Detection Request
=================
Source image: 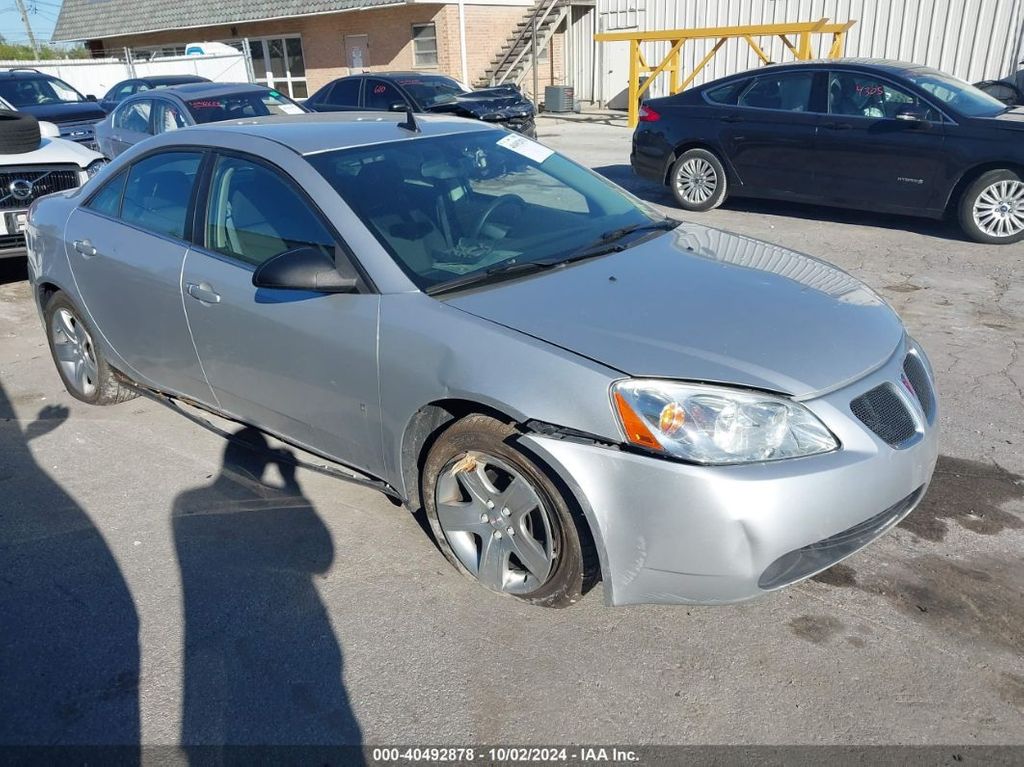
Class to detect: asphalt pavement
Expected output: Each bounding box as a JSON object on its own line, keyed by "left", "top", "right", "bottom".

{"left": 0, "top": 116, "right": 1021, "bottom": 748}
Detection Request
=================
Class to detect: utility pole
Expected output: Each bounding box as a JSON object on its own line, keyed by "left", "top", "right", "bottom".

{"left": 13, "top": 0, "right": 39, "bottom": 54}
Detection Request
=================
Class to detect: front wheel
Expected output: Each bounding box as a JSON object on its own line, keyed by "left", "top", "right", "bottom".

{"left": 959, "top": 169, "right": 1024, "bottom": 244}
{"left": 669, "top": 148, "right": 728, "bottom": 212}
{"left": 43, "top": 292, "right": 136, "bottom": 405}
{"left": 422, "top": 414, "right": 589, "bottom": 607}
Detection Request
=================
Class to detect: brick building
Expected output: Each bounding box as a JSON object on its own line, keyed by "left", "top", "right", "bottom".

{"left": 51, "top": 0, "right": 579, "bottom": 100}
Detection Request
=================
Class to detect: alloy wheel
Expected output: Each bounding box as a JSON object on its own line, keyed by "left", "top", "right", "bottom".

{"left": 434, "top": 451, "right": 557, "bottom": 595}
{"left": 973, "top": 179, "right": 1024, "bottom": 239}
{"left": 50, "top": 307, "right": 98, "bottom": 398}
{"left": 675, "top": 157, "right": 719, "bottom": 205}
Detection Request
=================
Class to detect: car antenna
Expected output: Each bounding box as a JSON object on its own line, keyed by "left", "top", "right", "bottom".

{"left": 398, "top": 106, "right": 420, "bottom": 134}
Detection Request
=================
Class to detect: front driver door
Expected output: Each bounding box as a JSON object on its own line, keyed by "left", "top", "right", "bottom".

{"left": 65, "top": 150, "right": 213, "bottom": 400}
{"left": 814, "top": 71, "right": 947, "bottom": 213}
{"left": 181, "top": 151, "right": 385, "bottom": 477}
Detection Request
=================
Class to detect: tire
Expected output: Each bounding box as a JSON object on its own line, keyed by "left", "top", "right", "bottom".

{"left": 669, "top": 148, "right": 728, "bottom": 212}
{"left": 422, "top": 414, "right": 591, "bottom": 608}
{"left": 43, "top": 291, "right": 136, "bottom": 405}
{"left": 958, "top": 169, "right": 1024, "bottom": 245}
{"left": 0, "top": 109, "right": 42, "bottom": 154}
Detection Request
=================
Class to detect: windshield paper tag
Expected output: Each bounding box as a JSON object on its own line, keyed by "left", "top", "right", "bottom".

{"left": 278, "top": 103, "right": 304, "bottom": 115}
{"left": 497, "top": 133, "right": 553, "bottom": 163}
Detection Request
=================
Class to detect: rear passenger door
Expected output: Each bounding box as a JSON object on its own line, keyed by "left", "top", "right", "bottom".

{"left": 718, "top": 70, "right": 825, "bottom": 197}
{"left": 181, "top": 151, "right": 385, "bottom": 476}
{"left": 65, "top": 150, "right": 213, "bottom": 401}
{"left": 109, "top": 99, "right": 154, "bottom": 157}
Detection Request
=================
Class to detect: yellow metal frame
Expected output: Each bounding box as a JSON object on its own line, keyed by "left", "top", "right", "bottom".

{"left": 594, "top": 18, "right": 857, "bottom": 126}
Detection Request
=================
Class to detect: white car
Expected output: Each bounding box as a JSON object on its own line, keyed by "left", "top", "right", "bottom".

{"left": 1, "top": 100, "right": 106, "bottom": 259}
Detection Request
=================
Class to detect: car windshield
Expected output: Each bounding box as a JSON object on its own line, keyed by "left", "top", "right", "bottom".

{"left": 0, "top": 76, "right": 86, "bottom": 107}
{"left": 186, "top": 90, "right": 304, "bottom": 123}
{"left": 903, "top": 69, "right": 1007, "bottom": 117}
{"left": 393, "top": 76, "right": 468, "bottom": 107}
{"left": 308, "top": 130, "right": 663, "bottom": 292}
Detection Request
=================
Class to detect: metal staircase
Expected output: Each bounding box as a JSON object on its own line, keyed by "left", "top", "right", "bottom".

{"left": 478, "top": 0, "right": 572, "bottom": 88}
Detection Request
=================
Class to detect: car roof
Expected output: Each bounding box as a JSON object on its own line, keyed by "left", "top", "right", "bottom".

{"left": 0, "top": 69, "right": 59, "bottom": 80}
{"left": 179, "top": 110, "right": 496, "bottom": 155}
{"left": 337, "top": 71, "right": 456, "bottom": 80}
{"left": 139, "top": 74, "right": 209, "bottom": 84}
{"left": 153, "top": 81, "right": 276, "bottom": 98}
{"left": 712, "top": 58, "right": 938, "bottom": 81}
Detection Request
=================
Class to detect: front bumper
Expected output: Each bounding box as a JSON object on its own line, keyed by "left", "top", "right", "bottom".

{"left": 521, "top": 338, "right": 939, "bottom": 606}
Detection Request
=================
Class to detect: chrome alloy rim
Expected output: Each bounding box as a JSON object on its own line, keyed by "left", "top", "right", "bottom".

{"left": 675, "top": 158, "right": 718, "bottom": 205}
{"left": 51, "top": 307, "right": 98, "bottom": 398}
{"left": 973, "top": 180, "right": 1024, "bottom": 238}
{"left": 435, "top": 452, "right": 557, "bottom": 595}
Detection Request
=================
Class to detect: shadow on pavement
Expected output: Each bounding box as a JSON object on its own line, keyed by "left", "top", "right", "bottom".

{"left": 173, "top": 427, "right": 363, "bottom": 757}
{"left": 0, "top": 258, "right": 28, "bottom": 285}
{"left": 590, "top": 163, "right": 966, "bottom": 241}
{"left": 0, "top": 382, "right": 140, "bottom": 751}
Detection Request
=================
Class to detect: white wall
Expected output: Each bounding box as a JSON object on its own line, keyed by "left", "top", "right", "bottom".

{"left": 0, "top": 53, "right": 251, "bottom": 99}
{"left": 575, "top": 0, "right": 1024, "bottom": 103}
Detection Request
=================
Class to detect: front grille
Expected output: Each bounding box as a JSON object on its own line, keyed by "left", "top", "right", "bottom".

{"left": 850, "top": 383, "right": 918, "bottom": 447}
{"left": 903, "top": 353, "right": 935, "bottom": 421}
{"left": 758, "top": 486, "right": 924, "bottom": 590}
{"left": 0, "top": 232, "right": 25, "bottom": 251}
{"left": 0, "top": 167, "right": 81, "bottom": 210}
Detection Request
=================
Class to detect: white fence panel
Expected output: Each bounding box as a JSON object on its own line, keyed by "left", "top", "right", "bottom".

{"left": 0, "top": 52, "right": 250, "bottom": 100}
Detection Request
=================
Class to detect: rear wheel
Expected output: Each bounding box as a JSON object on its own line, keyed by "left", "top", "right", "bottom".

{"left": 959, "top": 169, "right": 1024, "bottom": 244}
{"left": 670, "top": 148, "right": 728, "bottom": 212}
{"left": 44, "top": 292, "right": 136, "bottom": 405}
{"left": 422, "top": 414, "right": 588, "bottom": 607}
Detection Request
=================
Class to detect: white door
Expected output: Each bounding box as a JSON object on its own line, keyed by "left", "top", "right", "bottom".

{"left": 345, "top": 35, "right": 369, "bottom": 71}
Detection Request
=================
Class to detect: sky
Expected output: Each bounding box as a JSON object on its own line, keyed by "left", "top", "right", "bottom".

{"left": 1, "top": 0, "right": 63, "bottom": 47}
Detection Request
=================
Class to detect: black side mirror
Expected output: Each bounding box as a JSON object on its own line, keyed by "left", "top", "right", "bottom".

{"left": 388, "top": 101, "right": 409, "bottom": 112}
{"left": 252, "top": 246, "right": 358, "bottom": 293}
{"left": 86, "top": 94, "right": 98, "bottom": 102}
{"left": 894, "top": 106, "right": 928, "bottom": 127}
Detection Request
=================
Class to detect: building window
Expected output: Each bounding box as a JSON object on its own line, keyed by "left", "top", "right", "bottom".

{"left": 412, "top": 23, "right": 438, "bottom": 68}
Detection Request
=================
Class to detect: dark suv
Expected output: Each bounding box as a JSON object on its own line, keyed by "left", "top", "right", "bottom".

{"left": 0, "top": 69, "right": 106, "bottom": 149}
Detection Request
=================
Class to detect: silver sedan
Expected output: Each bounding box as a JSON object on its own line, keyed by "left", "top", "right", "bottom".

{"left": 25, "top": 113, "right": 939, "bottom": 607}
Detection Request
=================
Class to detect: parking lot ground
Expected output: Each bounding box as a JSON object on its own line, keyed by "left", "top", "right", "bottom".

{"left": 1, "top": 117, "right": 1023, "bottom": 747}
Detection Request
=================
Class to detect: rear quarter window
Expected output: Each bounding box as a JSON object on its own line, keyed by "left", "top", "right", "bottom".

{"left": 704, "top": 80, "right": 748, "bottom": 105}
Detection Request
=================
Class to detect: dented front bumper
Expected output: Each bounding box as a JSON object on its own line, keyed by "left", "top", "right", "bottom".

{"left": 520, "top": 342, "right": 939, "bottom": 606}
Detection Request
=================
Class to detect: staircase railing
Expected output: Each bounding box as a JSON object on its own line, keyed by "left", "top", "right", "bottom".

{"left": 489, "top": 0, "right": 564, "bottom": 86}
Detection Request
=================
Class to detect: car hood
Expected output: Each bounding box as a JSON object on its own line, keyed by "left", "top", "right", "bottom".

{"left": 17, "top": 101, "right": 106, "bottom": 124}
{"left": 981, "top": 106, "right": 1024, "bottom": 128}
{"left": 446, "top": 224, "right": 903, "bottom": 397}
{"left": 1, "top": 135, "right": 102, "bottom": 166}
{"left": 425, "top": 86, "right": 534, "bottom": 119}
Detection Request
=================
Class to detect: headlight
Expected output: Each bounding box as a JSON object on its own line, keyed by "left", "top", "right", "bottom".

{"left": 611, "top": 379, "right": 838, "bottom": 465}
{"left": 85, "top": 159, "right": 109, "bottom": 178}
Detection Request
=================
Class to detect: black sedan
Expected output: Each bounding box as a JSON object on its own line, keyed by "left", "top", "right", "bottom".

{"left": 95, "top": 82, "right": 307, "bottom": 158}
{"left": 304, "top": 72, "right": 536, "bottom": 136}
{"left": 98, "top": 74, "right": 210, "bottom": 113}
{"left": 632, "top": 59, "right": 1024, "bottom": 244}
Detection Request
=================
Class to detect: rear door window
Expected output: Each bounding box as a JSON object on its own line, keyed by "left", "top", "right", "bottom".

{"left": 153, "top": 100, "right": 187, "bottom": 134}
{"left": 120, "top": 152, "right": 202, "bottom": 240}
{"left": 323, "top": 79, "right": 361, "bottom": 107}
{"left": 738, "top": 73, "right": 816, "bottom": 112}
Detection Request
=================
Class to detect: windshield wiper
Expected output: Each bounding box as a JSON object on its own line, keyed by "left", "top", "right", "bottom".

{"left": 427, "top": 259, "right": 555, "bottom": 296}
{"left": 556, "top": 218, "right": 680, "bottom": 263}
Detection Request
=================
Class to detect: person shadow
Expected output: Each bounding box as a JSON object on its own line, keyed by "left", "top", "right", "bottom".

{"left": 173, "top": 427, "right": 362, "bottom": 760}
{"left": 0, "top": 383, "right": 140, "bottom": 755}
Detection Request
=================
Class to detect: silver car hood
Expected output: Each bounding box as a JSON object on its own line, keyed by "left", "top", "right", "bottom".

{"left": 446, "top": 224, "right": 903, "bottom": 397}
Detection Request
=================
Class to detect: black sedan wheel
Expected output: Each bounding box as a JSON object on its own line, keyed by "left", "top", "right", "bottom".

{"left": 960, "top": 169, "right": 1024, "bottom": 244}
{"left": 670, "top": 148, "right": 728, "bottom": 212}
{"left": 422, "top": 414, "right": 589, "bottom": 608}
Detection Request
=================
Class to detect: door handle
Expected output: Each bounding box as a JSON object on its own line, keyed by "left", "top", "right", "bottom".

{"left": 73, "top": 239, "right": 97, "bottom": 257}
{"left": 823, "top": 121, "right": 852, "bottom": 131}
{"left": 186, "top": 282, "right": 221, "bottom": 304}
{"left": 721, "top": 114, "right": 744, "bottom": 123}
